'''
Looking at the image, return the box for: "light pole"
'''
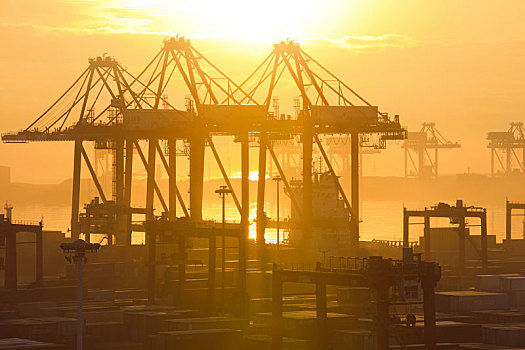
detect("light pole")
[60,239,100,350]
[272,176,282,249]
[215,185,232,306]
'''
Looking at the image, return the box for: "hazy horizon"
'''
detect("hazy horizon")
[1,1,525,183]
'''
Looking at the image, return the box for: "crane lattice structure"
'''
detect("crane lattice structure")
[403,122,461,178]
[1,54,163,242]
[487,122,525,177]
[2,37,405,258]
[236,40,405,253]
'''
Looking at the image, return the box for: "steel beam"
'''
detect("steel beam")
[458,214,466,274]
[147,229,156,304]
[240,134,249,293]
[303,127,313,240]
[156,141,188,217]
[80,144,107,203]
[272,267,283,350]
[146,139,157,220]
[168,139,177,220]
[422,265,437,349]
[124,139,133,245]
[350,132,359,254]
[115,139,125,243]
[403,208,409,247]
[208,236,216,315]
[316,282,327,348]
[190,136,205,221]
[36,225,43,286]
[376,283,390,350]
[424,215,431,260]
[256,132,267,258]
[71,139,82,239]
[481,214,488,272]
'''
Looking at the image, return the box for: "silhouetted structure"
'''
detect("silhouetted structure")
[403,200,488,273]
[1,37,405,258]
[0,214,43,307]
[487,122,525,177]
[404,122,461,178]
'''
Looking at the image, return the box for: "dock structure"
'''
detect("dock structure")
[487,122,525,177]
[505,200,525,240]
[403,200,488,273]
[272,254,441,350]
[403,122,461,178]
[2,37,405,257]
[0,214,43,307]
[144,218,245,315]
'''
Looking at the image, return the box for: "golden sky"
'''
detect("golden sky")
[1,0,525,182]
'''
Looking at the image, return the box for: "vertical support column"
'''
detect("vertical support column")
[256,133,267,260]
[207,235,216,315]
[481,213,488,272]
[240,134,249,293]
[177,236,186,306]
[76,255,83,350]
[71,139,82,239]
[418,147,424,178]
[36,224,43,286]
[506,201,512,241]
[404,148,408,178]
[316,282,327,349]
[422,263,437,350]
[115,139,125,243]
[491,149,494,177]
[434,148,439,176]
[376,282,390,350]
[506,147,511,175]
[124,139,134,245]
[424,215,431,260]
[403,209,409,247]
[458,214,466,274]
[272,266,283,350]
[85,220,91,244]
[5,228,17,307]
[190,136,205,221]
[303,127,313,241]
[147,228,156,304]
[350,132,359,254]
[168,139,177,221]
[146,139,157,221]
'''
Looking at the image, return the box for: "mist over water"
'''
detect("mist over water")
[12,199,519,245]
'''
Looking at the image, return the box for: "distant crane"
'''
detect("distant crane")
[404,122,461,178]
[487,122,525,177]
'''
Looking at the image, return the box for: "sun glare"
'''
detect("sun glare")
[110,0,354,41]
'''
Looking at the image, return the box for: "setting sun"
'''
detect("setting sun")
[103,0,357,41]
[2,3,525,347]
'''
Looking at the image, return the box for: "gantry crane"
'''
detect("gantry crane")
[235,40,405,254]
[2,37,405,259]
[2,55,155,243]
[403,122,461,178]
[487,122,525,177]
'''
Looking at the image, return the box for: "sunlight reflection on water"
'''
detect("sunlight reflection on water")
[12,200,514,245]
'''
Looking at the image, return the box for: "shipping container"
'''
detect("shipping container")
[156,329,242,350]
[161,317,248,332]
[243,334,310,350]
[435,291,509,313]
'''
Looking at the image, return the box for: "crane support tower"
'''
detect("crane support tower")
[236,39,405,255]
[2,37,405,258]
[487,122,525,177]
[404,122,461,178]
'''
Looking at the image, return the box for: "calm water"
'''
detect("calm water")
[12,200,519,245]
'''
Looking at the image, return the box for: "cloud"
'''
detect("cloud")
[305,34,419,50]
